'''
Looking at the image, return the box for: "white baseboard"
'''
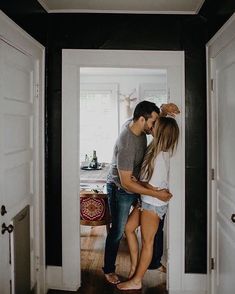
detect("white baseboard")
[46,266,79,291]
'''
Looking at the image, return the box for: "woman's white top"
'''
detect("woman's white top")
[141,151,170,207]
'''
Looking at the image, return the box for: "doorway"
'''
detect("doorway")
[79,66,169,289]
[62,49,185,292]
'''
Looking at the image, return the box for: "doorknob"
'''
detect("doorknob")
[231,214,235,223]
[1,223,14,234]
[1,205,7,216]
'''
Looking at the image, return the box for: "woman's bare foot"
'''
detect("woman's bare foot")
[104,273,120,284]
[117,279,142,290]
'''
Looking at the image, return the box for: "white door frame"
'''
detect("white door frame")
[206,12,235,294]
[0,11,45,294]
[60,49,208,293]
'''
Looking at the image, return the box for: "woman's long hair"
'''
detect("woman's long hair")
[141,116,179,181]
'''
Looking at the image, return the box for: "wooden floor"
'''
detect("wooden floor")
[48,226,167,294]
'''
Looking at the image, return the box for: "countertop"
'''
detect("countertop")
[80,163,110,183]
[80,164,110,193]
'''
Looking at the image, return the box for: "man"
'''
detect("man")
[103,101,179,284]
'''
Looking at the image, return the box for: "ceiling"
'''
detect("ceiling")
[37,0,205,14]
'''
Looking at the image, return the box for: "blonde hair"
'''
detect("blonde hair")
[141,116,179,181]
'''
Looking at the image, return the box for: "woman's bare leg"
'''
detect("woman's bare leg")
[125,207,140,278]
[134,210,160,281]
[118,209,160,290]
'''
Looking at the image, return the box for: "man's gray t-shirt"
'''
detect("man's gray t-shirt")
[107,121,147,191]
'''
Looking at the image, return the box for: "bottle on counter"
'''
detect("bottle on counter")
[84,154,89,167]
[89,150,98,169]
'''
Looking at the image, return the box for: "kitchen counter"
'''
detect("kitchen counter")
[80,163,110,192]
[80,163,110,183]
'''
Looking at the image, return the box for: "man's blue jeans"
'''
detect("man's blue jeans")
[103,182,139,274]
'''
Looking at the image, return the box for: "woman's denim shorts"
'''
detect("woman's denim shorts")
[141,201,168,220]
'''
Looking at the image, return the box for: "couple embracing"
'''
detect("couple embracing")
[103,100,180,290]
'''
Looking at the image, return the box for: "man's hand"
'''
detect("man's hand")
[154,189,173,202]
[131,175,138,182]
[160,103,180,117]
[119,170,173,200]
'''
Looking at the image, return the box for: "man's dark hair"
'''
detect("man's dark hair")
[133,100,160,121]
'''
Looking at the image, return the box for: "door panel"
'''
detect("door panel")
[217,63,235,187]
[5,162,32,208]
[3,44,33,103]
[212,36,235,294]
[0,39,34,294]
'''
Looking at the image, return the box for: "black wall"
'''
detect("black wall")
[1,0,234,273]
[0,0,47,45]
[47,13,208,271]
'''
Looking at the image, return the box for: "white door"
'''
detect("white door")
[210,32,235,294]
[0,39,35,294]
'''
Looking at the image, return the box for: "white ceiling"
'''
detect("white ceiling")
[37,0,205,14]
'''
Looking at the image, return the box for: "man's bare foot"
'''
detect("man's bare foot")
[148,263,167,272]
[117,279,142,291]
[104,273,120,284]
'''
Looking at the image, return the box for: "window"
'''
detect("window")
[80,83,118,163]
[80,71,168,164]
[139,83,168,107]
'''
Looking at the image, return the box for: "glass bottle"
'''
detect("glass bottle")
[90,150,98,169]
[84,154,89,167]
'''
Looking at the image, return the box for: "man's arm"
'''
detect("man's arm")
[131,177,159,191]
[138,181,157,190]
[119,170,172,202]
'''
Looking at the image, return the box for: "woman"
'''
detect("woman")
[117,116,179,290]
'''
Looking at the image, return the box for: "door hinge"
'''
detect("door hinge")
[35,255,40,272]
[211,79,214,91]
[34,83,39,98]
[211,257,215,270]
[211,168,215,180]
